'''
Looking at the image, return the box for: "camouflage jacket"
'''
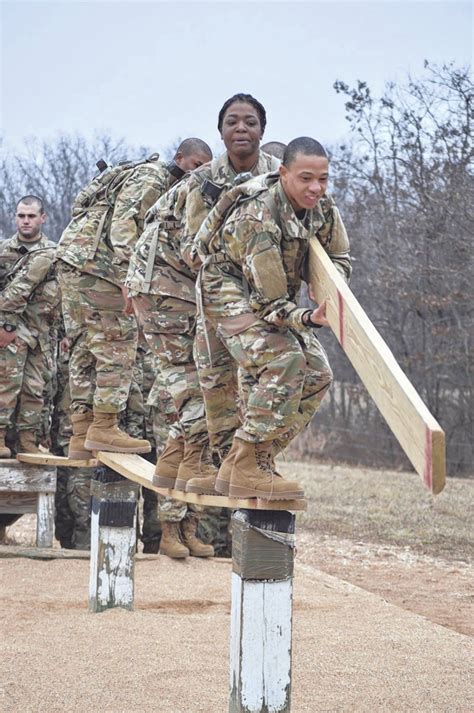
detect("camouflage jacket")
[181,150,280,271]
[0,233,60,350]
[126,176,196,303]
[197,174,351,332]
[56,160,178,285]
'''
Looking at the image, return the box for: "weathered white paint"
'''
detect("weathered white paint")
[231,575,293,713]
[230,573,243,694]
[89,510,136,613]
[0,464,56,492]
[97,526,135,609]
[36,492,54,548]
[89,506,100,604]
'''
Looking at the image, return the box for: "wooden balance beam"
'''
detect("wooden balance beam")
[96,451,307,512]
[17,453,98,468]
[309,238,446,495]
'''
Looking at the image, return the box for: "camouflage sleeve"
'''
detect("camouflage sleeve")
[235,217,307,331]
[0,251,54,326]
[325,206,352,283]
[109,167,168,281]
[181,175,209,271]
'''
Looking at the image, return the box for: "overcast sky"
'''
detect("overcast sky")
[1,0,472,156]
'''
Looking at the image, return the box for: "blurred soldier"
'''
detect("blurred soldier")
[146,368,213,559]
[56,140,211,460]
[0,195,60,457]
[190,137,351,499]
[51,333,92,549]
[261,141,287,160]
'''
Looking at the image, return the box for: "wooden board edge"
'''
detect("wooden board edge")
[16,453,98,468]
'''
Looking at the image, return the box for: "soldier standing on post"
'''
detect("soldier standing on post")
[188,137,351,499]
[0,195,60,457]
[56,140,211,459]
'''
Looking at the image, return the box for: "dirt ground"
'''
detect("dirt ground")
[1,460,473,711]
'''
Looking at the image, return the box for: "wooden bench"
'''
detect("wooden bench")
[0,458,56,548]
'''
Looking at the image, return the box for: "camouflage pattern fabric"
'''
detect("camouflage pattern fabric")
[56,160,178,286]
[51,345,92,549]
[0,233,60,437]
[57,264,137,414]
[195,174,351,446]
[133,293,207,446]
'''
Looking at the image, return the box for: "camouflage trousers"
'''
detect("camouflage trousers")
[54,467,92,549]
[133,294,208,446]
[0,338,53,433]
[57,264,138,414]
[197,297,333,447]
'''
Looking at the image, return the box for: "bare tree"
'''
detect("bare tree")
[294,62,473,474]
[0,133,152,241]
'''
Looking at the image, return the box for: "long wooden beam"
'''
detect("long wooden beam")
[309,238,446,494]
[96,452,307,512]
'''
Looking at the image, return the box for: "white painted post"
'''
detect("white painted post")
[36,492,55,547]
[89,466,139,613]
[229,509,296,713]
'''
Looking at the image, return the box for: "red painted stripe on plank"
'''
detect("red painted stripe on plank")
[337,290,345,349]
[424,426,433,491]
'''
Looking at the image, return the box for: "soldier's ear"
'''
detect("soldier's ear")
[40,212,47,225]
[279,164,288,179]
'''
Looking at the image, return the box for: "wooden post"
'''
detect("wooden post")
[230,509,295,713]
[89,465,139,613]
[0,459,56,548]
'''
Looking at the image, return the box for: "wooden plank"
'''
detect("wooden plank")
[0,545,90,559]
[96,452,307,512]
[36,492,55,548]
[0,493,38,514]
[0,465,56,493]
[309,238,446,494]
[16,453,98,468]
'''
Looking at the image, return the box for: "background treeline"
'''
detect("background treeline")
[1,63,472,476]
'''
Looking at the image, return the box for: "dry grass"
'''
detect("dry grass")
[279,459,474,562]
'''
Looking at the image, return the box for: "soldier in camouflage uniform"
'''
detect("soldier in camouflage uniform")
[142,349,214,559]
[187,137,352,500]
[51,334,92,549]
[0,196,60,457]
[128,95,277,554]
[56,140,211,460]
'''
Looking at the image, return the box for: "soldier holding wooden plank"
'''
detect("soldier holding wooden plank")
[188,137,351,499]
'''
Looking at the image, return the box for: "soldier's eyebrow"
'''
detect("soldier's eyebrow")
[17,213,39,218]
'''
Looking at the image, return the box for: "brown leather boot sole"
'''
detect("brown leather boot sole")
[154,474,177,488]
[229,484,305,500]
[185,478,217,495]
[214,477,230,495]
[84,439,151,454]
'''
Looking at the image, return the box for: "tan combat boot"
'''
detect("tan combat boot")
[180,514,214,557]
[175,442,217,492]
[68,411,94,460]
[85,412,151,453]
[159,522,189,559]
[229,438,305,500]
[17,430,41,454]
[0,431,11,458]
[214,440,240,495]
[154,436,185,488]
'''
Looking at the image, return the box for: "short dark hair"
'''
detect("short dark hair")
[16,195,45,213]
[261,141,287,161]
[176,138,212,159]
[217,93,267,133]
[282,137,328,167]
